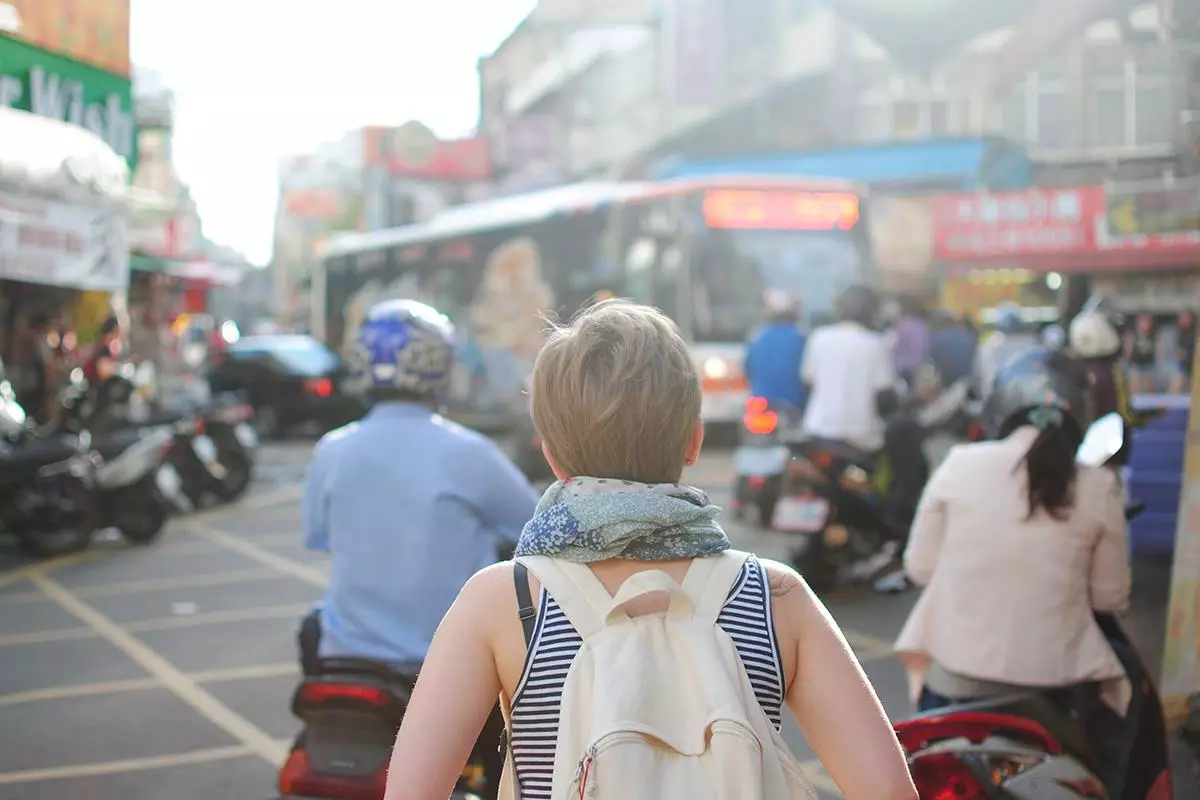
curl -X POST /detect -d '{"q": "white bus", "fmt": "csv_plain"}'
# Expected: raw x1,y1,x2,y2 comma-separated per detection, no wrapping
318,175,873,432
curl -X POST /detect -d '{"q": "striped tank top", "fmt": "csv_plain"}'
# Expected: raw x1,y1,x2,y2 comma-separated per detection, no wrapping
509,556,786,800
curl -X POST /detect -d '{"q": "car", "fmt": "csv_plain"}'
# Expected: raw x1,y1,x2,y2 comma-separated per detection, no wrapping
207,335,366,438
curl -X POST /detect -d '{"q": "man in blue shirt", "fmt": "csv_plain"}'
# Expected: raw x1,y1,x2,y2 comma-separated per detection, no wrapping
744,291,807,414
299,299,539,673
929,311,978,386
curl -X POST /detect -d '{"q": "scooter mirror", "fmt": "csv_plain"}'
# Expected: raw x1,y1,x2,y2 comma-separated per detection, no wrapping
1076,412,1124,468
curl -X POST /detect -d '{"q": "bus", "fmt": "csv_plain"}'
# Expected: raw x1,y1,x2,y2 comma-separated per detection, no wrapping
317,176,872,431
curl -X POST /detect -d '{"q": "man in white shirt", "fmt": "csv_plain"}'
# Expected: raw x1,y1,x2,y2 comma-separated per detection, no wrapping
801,285,896,455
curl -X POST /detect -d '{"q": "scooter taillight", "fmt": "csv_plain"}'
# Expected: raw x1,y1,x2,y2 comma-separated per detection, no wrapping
743,396,778,435
297,682,392,708
909,753,989,799
278,747,386,799
966,421,985,442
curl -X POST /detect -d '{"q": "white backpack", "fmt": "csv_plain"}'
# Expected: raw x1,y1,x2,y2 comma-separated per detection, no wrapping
504,549,819,800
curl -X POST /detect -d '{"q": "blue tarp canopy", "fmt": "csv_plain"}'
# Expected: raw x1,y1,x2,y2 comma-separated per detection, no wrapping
651,138,1031,191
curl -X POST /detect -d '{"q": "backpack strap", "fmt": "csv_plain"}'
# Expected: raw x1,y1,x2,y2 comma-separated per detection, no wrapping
690,549,752,626
516,555,609,638
512,561,537,648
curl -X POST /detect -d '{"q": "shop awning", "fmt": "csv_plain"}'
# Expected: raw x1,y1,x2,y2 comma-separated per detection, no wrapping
0,106,129,206
650,138,1031,191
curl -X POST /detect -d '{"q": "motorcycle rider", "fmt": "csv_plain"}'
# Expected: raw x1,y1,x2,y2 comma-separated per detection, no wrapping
1068,296,1156,482
800,284,896,465
744,290,807,420
895,346,1132,797
299,299,539,797
972,302,1040,400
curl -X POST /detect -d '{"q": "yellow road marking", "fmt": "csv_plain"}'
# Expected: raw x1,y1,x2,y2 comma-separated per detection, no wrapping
0,744,257,785
0,550,97,589
0,662,300,708
0,626,96,647
123,602,312,633
30,574,288,766
0,566,287,606
187,661,298,683
190,521,328,588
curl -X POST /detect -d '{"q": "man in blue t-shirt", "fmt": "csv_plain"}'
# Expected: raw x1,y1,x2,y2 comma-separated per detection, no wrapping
744,292,807,414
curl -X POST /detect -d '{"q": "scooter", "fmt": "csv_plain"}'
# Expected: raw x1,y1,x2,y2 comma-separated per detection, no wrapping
59,371,180,544
894,413,1172,799
731,396,801,527
277,658,492,800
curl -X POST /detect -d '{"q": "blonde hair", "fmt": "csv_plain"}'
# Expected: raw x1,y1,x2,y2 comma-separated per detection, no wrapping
530,299,701,484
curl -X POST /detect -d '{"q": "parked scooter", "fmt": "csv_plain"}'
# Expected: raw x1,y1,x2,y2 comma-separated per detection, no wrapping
161,394,257,511
277,658,491,800
894,413,1172,800
0,361,99,557
58,371,180,544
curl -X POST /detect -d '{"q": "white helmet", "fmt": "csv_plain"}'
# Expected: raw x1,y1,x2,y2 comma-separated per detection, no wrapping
1068,310,1121,359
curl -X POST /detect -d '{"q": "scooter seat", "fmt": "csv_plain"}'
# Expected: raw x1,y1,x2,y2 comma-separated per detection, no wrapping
912,692,1093,764
0,435,79,477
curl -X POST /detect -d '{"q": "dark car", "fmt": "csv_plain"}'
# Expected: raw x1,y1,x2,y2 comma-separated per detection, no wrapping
207,335,366,438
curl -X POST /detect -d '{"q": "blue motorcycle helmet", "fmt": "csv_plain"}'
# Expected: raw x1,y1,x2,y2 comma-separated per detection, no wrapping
346,299,456,401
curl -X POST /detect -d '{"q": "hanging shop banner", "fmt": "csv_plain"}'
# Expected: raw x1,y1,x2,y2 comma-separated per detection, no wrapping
0,190,129,291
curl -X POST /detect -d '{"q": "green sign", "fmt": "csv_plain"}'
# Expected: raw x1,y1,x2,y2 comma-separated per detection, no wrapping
0,34,136,170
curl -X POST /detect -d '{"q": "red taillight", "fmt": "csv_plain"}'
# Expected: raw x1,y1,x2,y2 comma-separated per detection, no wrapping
966,421,985,441
298,682,391,707
278,747,386,800
304,378,334,397
743,396,778,435
895,712,1062,755
909,753,989,799
194,417,206,436
748,476,766,488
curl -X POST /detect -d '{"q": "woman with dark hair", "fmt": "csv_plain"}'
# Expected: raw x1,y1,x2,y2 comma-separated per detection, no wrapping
82,315,122,385
893,346,1131,790
896,348,1129,689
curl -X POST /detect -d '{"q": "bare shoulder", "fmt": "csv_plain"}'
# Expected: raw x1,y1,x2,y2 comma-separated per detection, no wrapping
760,558,807,598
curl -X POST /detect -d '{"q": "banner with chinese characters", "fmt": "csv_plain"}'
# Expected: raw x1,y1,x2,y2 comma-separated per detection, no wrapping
932,185,1200,270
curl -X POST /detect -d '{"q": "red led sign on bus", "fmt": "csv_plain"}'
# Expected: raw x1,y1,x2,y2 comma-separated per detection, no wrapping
702,190,861,231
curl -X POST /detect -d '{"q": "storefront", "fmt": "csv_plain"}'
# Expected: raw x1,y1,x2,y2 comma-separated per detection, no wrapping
929,184,1200,320
0,34,135,360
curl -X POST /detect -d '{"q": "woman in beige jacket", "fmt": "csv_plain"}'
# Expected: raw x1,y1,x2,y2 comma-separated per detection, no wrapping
895,347,1131,717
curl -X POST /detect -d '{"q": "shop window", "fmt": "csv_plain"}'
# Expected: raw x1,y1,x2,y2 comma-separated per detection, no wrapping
1135,79,1173,145
1089,84,1128,148
892,100,922,139
929,101,950,136
857,101,891,143
1036,89,1069,148
999,85,1028,142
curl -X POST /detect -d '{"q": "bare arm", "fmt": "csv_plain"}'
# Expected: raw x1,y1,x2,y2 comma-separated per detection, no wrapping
766,562,917,800
383,566,508,800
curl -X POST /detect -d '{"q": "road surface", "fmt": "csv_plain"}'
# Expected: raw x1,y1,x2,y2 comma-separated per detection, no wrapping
0,440,1192,798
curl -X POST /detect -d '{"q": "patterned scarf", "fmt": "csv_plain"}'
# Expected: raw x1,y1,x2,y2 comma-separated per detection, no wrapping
514,477,730,563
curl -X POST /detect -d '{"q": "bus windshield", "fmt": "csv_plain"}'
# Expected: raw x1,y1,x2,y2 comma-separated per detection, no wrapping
691,228,862,343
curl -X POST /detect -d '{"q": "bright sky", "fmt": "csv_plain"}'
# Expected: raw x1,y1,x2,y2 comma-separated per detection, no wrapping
130,0,534,266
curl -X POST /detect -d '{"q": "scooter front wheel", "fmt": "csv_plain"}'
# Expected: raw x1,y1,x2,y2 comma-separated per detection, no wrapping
112,478,169,545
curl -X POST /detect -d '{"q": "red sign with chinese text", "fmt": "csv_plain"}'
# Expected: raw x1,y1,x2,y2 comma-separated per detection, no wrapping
703,190,861,231
933,185,1200,272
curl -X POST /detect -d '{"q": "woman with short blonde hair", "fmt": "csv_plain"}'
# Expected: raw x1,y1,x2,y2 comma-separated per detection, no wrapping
384,299,916,800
